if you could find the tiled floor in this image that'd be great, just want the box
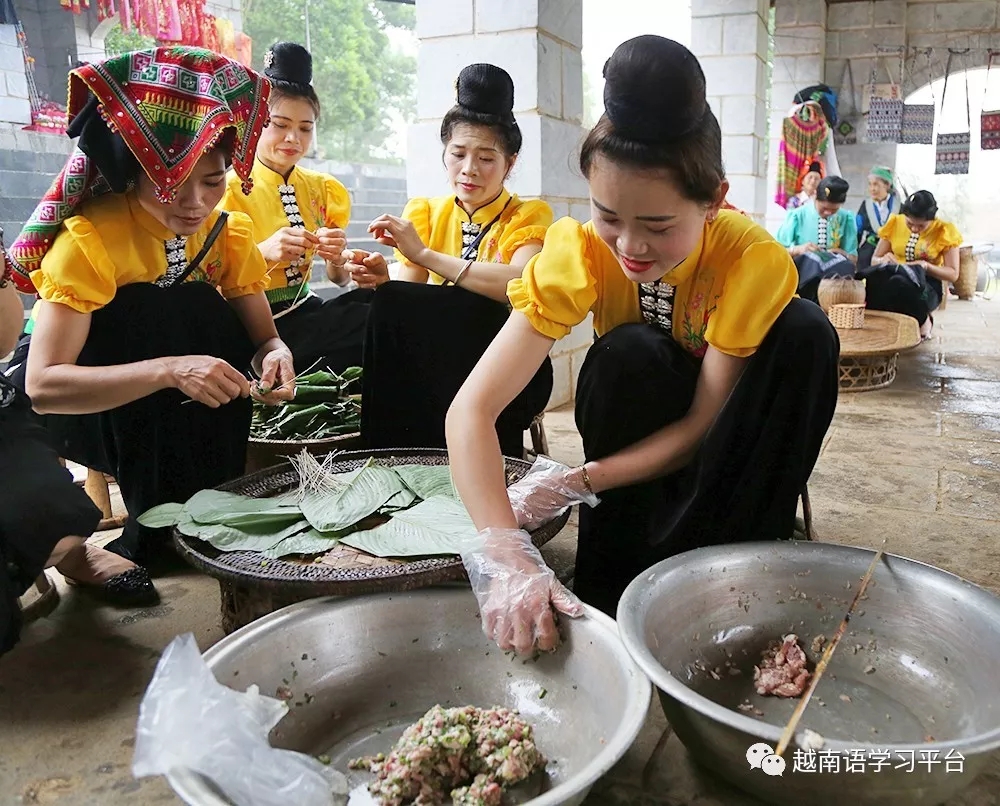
[3,296,1000,805]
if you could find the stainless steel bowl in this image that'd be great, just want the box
[168,586,651,806]
[617,541,1000,806]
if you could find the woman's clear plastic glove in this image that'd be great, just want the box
[507,455,601,530]
[460,527,584,655]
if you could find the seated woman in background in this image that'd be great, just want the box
[776,176,858,302]
[347,63,553,458]
[5,48,294,568]
[786,161,823,210]
[855,165,897,272]
[446,36,839,652]
[220,42,371,375]
[864,190,960,340]
[3,244,141,656]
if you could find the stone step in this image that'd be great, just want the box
[351,202,406,223]
[351,188,410,206]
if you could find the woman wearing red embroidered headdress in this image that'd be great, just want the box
[4,47,295,569]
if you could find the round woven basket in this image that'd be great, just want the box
[955,246,977,300]
[817,277,866,312]
[174,448,571,633]
[828,303,866,329]
[244,431,363,474]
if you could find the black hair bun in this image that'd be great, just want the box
[603,35,707,142]
[264,42,312,86]
[901,190,938,220]
[456,63,515,122]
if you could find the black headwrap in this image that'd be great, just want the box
[264,42,313,86]
[817,176,849,204]
[456,63,516,124]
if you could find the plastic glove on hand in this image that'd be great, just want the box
[461,527,584,656]
[507,455,600,530]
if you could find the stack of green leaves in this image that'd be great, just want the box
[138,453,479,561]
[250,367,362,441]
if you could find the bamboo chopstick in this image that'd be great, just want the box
[774,537,889,758]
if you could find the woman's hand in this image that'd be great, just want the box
[315,227,347,267]
[790,243,819,257]
[507,456,600,530]
[259,227,319,264]
[345,248,390,289]
[251,343,295,404]
[460,527,585,655]
[163,355,250,408]
[369,214,428,265]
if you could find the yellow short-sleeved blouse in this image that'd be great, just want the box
[30,191,267,314]
[395,189,552,284]
[219,159,351,304]
[877,215,962,266]
[508,210,797,359]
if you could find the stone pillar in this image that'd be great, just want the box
[691,0,771,223]
[407,0,592,409]
[765,0,828,233]
[0,25,30,125]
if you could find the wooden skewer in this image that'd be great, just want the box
[774,537,889,758]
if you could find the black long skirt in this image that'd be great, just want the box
[0,376,102,656]
[361,282,553,458]
[274,289,373,376]
[573,298,840,616]
[793,251,856,302]
[862,263,942,325]
[8,282,255,564]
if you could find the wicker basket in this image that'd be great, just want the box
[244,432,363,474]
[817,277,866,312]
[955,245,977,300]
[828,303,866,329]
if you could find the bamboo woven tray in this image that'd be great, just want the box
[174,448,571,632]
[837,310,921,392]
[244,431,363,474]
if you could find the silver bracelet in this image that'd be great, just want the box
[454,258,474,286]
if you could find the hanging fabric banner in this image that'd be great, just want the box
[981,52,1000,151]
[834,60,858,146]
[901,49,935,144]
[936,50,971,175]
[865,50,904,143]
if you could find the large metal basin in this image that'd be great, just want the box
[617,541,1000,805]
[168,586,651,805]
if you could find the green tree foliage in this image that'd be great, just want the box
[245,0,415,162]
[103,23,156,56]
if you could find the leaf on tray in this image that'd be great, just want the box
[392,464,458,502]
[177,517,312,553]
[262,527,344,559]
[300,464,406,533]
[185,489,302,528]
[137,502,185,528]
[340,495,478,558]
[379,486,418,513]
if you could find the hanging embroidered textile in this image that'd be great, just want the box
[774,101,828,209]
[865,51,904,143]
[982,52,1000,151]
[97,0,116,22]
[936,51,971,175]
[235,32,252,67]
[60,0,88,13]
[901,48,935,144]
[833,61,858,146]
[215,16,237,59]
[157,0,183,42]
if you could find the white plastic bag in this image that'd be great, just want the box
[133,633,347,806]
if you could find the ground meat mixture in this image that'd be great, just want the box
[753,634,812,697]
[349,705,545,806]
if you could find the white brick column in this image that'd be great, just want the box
[408,0,592,409]
[691,0,771,223]
[765,0,828,233]
[0,25,30,126]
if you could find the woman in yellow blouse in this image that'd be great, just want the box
[5,48,294,572]
[865,190,961,340]
[446,37,840,653]
[346,63,554,458]
[220,42,371,374]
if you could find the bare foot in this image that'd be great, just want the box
[55,543,137,585]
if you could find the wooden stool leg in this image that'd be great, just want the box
[802,484,816,542]
[529,416,549,457]
[84,467,128,531]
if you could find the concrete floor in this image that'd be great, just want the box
[3,296,1000,805]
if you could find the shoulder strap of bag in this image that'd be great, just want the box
[169,211,229,287]
[839,60,857,116]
